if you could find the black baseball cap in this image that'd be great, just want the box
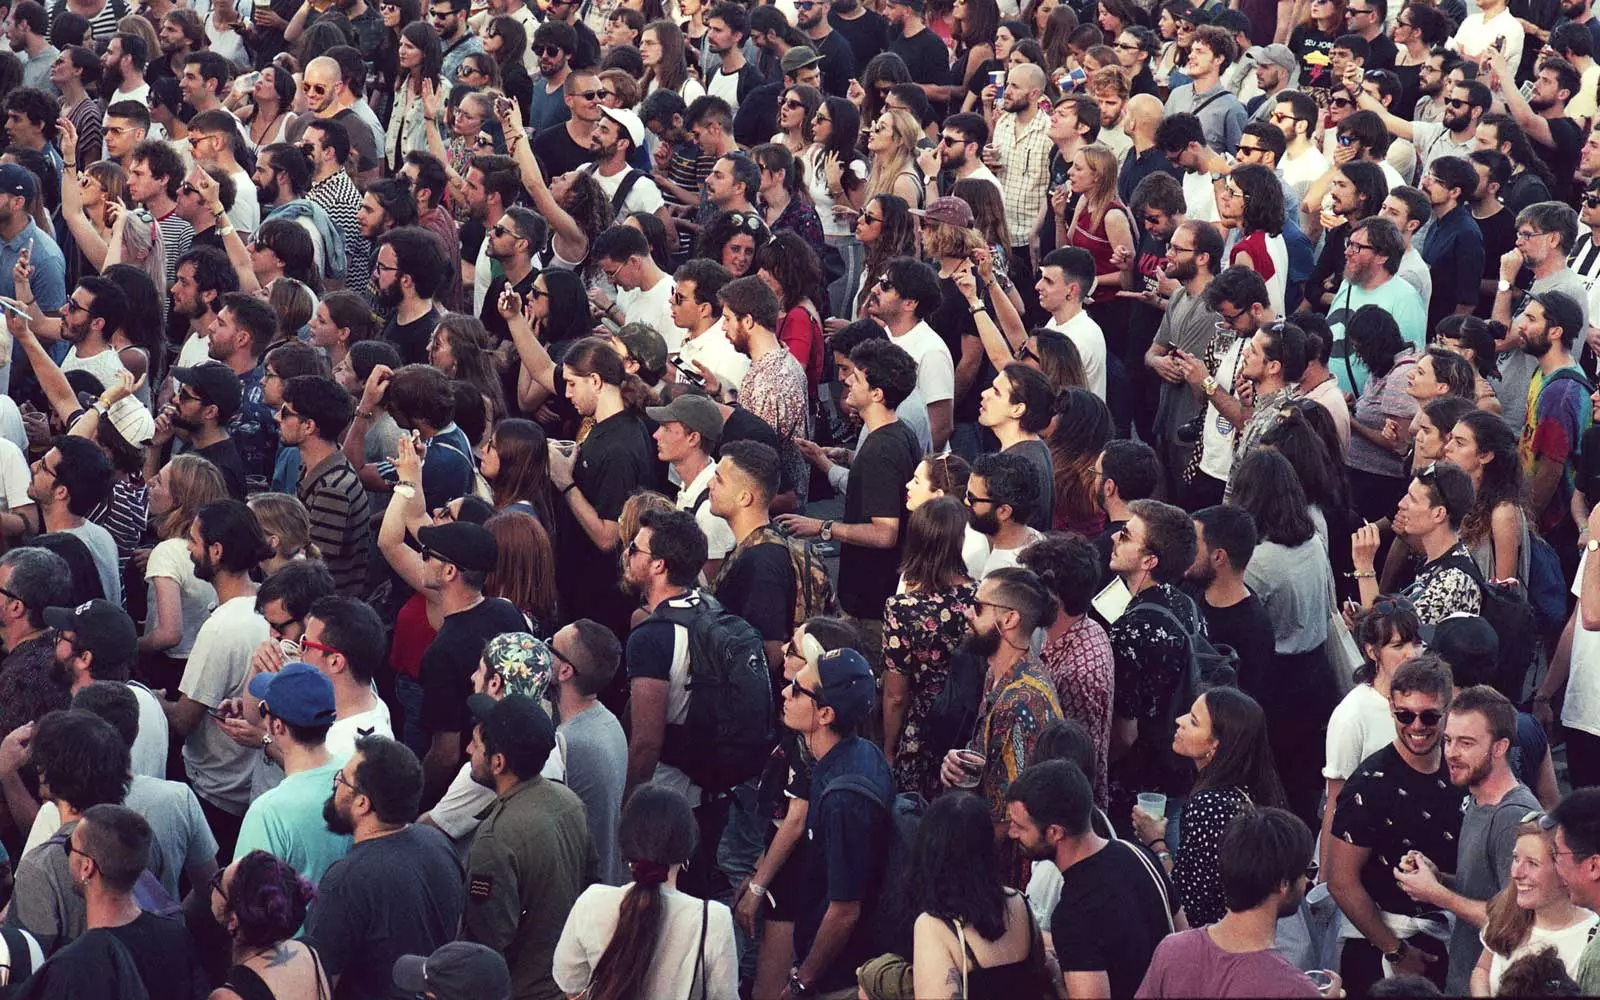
[416,522,499,574]
[44,600,138,674]
[172,363,244,423]
[393,942,511,1000]
[467,693,557,773]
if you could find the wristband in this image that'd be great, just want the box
[561,482,578,495]
[1350,570,1376,579]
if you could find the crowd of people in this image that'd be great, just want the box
[1,0,1600,994]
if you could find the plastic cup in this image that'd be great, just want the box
[550,439,578,459]
[990,69,1007,91]
[953,749,986,789]
[1137,792,1167,821]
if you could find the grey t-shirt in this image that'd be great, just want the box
[559,703,629,886]
[65,519,121,607]
[1005,438,1055,533]
[1446,783,1543,993]
[1492,268,1591,433]
[1241,538,1333,655]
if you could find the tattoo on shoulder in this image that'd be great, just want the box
[266,943,294,968]
[945,964,965,999]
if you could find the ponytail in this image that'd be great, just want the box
[585,871,669,1000]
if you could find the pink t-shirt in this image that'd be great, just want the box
[1136,928,1320,998]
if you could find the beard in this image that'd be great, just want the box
[255,183,277,206]
[470,758,495,789]
[1420,76,1443,97]
[1442,109,1469,132]
[1004,95,1032,114]
[1524,330,1553,357]
[323,794,355,835]
[377,281,403,310]
[969,506,1001,536]
[944,149,968,173]
[1565,0,1586,16]
[1530,96,1556,113]
[1166,257,1197,282]
[193,547,218,582]
[49,655,75,689]
[960,624,1004,660]
[1185,560,1217,587]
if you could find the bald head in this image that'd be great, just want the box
[304,57,341,114]
[1125,94,1164,139]
[1009,62,1047,94]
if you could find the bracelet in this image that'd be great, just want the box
[1155,850,1172,864]
[1149,838,1168,849]
[1349,570,1376,579]
[969,304,987,315]
[355,408,375,420]
[561,482,578,495]
[747,880,767,898]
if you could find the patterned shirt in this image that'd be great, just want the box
[154,209,195,292]
[88,476,149,577]
[738,346,810,507]
[1040,615,1113,809]
[63,96,102,173]
[229,365,279,489]
[990,108,1054,249]
[883,583,977,802]
[308,170,371,296]
[1519,364,1595,534]
[298,450,372,597]
[971,655,1063,827]
[0,635,69,744]
[1109,584,1205,810]
[1403,541,1483,625]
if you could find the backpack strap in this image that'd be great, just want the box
[692,896,709,1000]
[609,169,647,217]
[1117,839,1176,934]
[820,773,891,811]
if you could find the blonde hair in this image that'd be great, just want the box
[619,490,675,549]
[1077,143,1121,210]
[865,110,923,201]
[247,493,322,561]
[924,221,986,260]
[159,455,229,541]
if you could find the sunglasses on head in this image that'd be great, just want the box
[727,212,766,234]
[1392,708,1444,726]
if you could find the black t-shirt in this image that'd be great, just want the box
[1476,207,1518,314]
[733,80,784,150]
[557,410,658,626]
[1536,116,1582,205]
[190,227,226,253]
[23,927,159,1000]
[932,275,988,422]
[533,122,598,180]
[1364,32,1398,70]
[716,540,795,641]
[1196,590,1277,703]
[196,436,247,500]
[1576,425,1600,499]
[718,404,781,454]
[1331,743,1466,917]
[1052,840,1176,997]
[812,28,858,98]
[419,596,531,739]
[838,420,919,617]
[889,28,952,116]
[383,306,442,367]
[481,270,538,412]
[285,108,381,175]
[1006,438,1055,533]
[828,8,889,74]
[106,912,202,1000]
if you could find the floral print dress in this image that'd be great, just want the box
[883,582,977,801]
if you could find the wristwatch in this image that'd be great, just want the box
[1201,376,1220,396]
[1384,939,1411,964]
[1498,279,1513,293]
[1587,538,1599,553]
[819,520,834,542]
[393,482,418,501]
[787,973,812,997]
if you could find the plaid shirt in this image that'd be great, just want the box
[991,108,1054,248]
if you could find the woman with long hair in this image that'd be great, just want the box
[102,263,166,398]
[808,96,868,314]
[1022,0,1060,41]
[238,64,296,149]
[1321,597,1421,867]
[554,785,738,999]
[1229,447,1337,827]
[856,52,912,140]
[509,268,594,418]
[951,0,1000,96]
[428,314,507,423]
[864,110,925,208]
[1410,394,1475,473]
[53,137,140,281]
[1218,164,1289,315]
[770,85,822,155]
[454,48,502,94]
[910,793,1051,996]
[248,493,320,577]
[695,210,771,278]
[964,18,1030,111]
[484,15,533,113]
[308,290,378,374]
[640,19,704,102]
[1345,304,1420,523]
[268,277,316,348]
[850,193,917,322]
[483,418,556,525]
[211,851,328,1000]
[1260,401,1351,552]
[1436,313,1503,414]
[483,510,557,636]
[373,0,422,121]
[1473,820,1599,994]
[1060,144,1135,332]
[1130,687,1287,926]
[753,231,826,392]
[1019,328,1085,397]
[1039,5,1078,77]
[139,455,226,690]
[952,177,1013,277]
[905,451,988,578]
[386,20,446,171]
[494,96,613,271]
[1154,0,1199,89]
[1287,0,1345,90]
[1446,409,1528,583]
[1047,387,1113,535]
[752,144,826,258]
[884,497,979,801]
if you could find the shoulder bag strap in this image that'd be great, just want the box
[1189,87,1229,118]
[1119,839,1176,933]
[694,896,710,1000]
[954,919,970,997]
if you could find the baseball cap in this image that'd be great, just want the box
[393,942,511,1000]
[482,632,555,701]
[172,363,244,423]
[0,164,36,200]
[106,396,154,447]
[1168,1,1200,21]
[467,692,557,772]
[614,324,668,381]
[248,662,337,727]
[43,600,137,673]
[909,195,975,229]
[781,45,824,74]
[1423,614,1499,687]
[646,393,723,451]
[599,105,645,148]
[1246,43,1297,75]
[416,521,499,574]
[816,648,875,728]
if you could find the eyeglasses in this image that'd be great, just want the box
[1516,228,1547,242]
[1345,239,1375,253]
[972,598,1021,614]
[491,223,520,239]
[873,277,896,292]
[208,868,228,905]
[1269,111,1300,125]
[858,212,883,226]
[597,89,616,100]
[299,638,342,658]
[627,539,654,559]
[1585,195,1600,208]
[419,547,458,567]
[1444,97,1472,109]
[938,132,968,146]
[333,768,363,795]
[373,260,400,274]
[50,628,85,655]
[966,493,994,506]
[1392,707,1444,726]
[428,8,453,17]
[1234,144,1262,157]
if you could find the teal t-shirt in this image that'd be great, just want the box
[1327,276,1430,395]
[234,758,352,887]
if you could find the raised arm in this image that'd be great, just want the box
[496,99,590,263]
[189,165,262,295]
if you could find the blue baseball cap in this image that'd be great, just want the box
[0,164,36,200]
[817,648,875,728]
[248,662,337,727]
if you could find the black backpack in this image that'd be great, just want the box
[1137,594,1239,775]
[1441,553,1538,701]
[921,650,986,767]
[652,593,775,793]
[818,775,925,959]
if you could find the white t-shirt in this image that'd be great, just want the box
[144,536,218,659]
[554,885,739,1000]
[677,462,737,561]
[61,345,127,392]
[1323,683,1396,780]
[326,700,393,759]
[958,163,1004,197]
[889,320,956,406]
[706,67,743,104]
[1483,911,1599,994]
[1198,335,1246,483]
[0,395,24,455]
[227,168,260,237]
[1452,8,1523,72]
[677,320,750,391]
[130,682,171,781]
[618,276,687,355]
[0,438,28,512]
[1046,310,1107,400]
[429,732,567,840]
[179,595,270,815]
[980,527,1044,577]
[1280,145,1331,202]
[590,164,666,217]
[1183,170,1218,223]
[1567,552,1600,736]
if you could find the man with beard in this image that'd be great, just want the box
[57,276,127,394]
[232,663,351,886]
[1145,219,1224,495]
[827,0,886,73]
[1006,759,1175,996]
[461,154,519,315]
[478,207,543,345]
[202,293,279,490]
[304,735,463,999]
[284,56,382,179]
[1513,291,1593,565]
[1470,150,1518,315]
[0,548,72,754]
[967,451,1043,575]
[1325,217,1428,390]
[1138,807,1325,996]
[531,70,606,180]
[988,64,1053,282]
[921,112,1000,201]
[1355,73,1483,177]
[255,143,349,285]
[460,693,594,998]
[1328,655,1464,992]
[374,227,449,367]
[168,247,240,370]
[1185,505,1274,697]
[525,21,575,133]
[434,0,482,87]
[44,599,166,780]
[1418,155,1486,333]
[586,107,674,239]
[0,162,67,395]
[1487,50,1585,204]
[591,224,684,351]
[703,4,764,106]
[150,364,245,504]
[1389,685,1541,993]
[795,0,854,96]
[26,437,118,605]
[165,499,270,860]
[1493,204,1588,436]
[99,35,156,137]
[302,118,368,289]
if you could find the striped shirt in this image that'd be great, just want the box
[88,477,149,577]
[298,450,372,597]
[154,209,195,292]
[307,169,370,294]
[63,96,101,173]
[49,0,123,42]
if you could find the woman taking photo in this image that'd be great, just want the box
[849,193,917,323]
[884,497,978,802]
[1472,818,1599,994]
[139,455,226,692]
[753,231,826,392]
[308,290,379,376]
[1445,408,1528,583]
[386,21,446,171]
[1130,687,1286,926]
[769,86,822,156]
[1218,164,1289,316]
[211,851,328,1000]
[911,793,1051,996]
[506,268,594,420]
[641,19,704,103]
[554,784,739,999]
[864,110,926,209]
[752,145,825,258]
[1322,597,1421,869]
[482,418,556,526]
[1230,447,1336,827]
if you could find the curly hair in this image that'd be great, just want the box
[750,230,822,311]
[696,210,772,274]
[224,850,318,949]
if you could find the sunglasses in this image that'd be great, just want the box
[1330,97,1355,108]
[787,677,827,704]
[782,98,808,110]
[1392,708,1444,726]
[858,212,883,225]
[1336,134,1356,147]
[1445,97,1472,108]
[533,46,563,58]
[1585,195,1600,208]
[574,89,601,101]
[1113,41,1141,50]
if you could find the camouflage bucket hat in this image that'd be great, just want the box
[484,632,554,701]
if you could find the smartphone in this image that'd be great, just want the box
[1492,35,1505,51]
[494,96,514,118]
[1065,67,1088,89]
[1144,275,1160,294]
[0,297,30,319]
[669,355,706,386]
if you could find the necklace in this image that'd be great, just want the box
[251,109,285,146]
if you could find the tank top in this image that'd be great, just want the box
[1068,200,1132,278]
[950,896,1049,998]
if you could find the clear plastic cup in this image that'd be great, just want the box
[953,749,986,789]
[1137,792,1168,821]
[550,439,578,459]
